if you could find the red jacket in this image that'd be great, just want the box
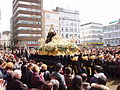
[31,72,45,89]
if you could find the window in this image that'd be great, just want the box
[18,1,41,6]
[18,34,41,37]
[27,41,39,44]
[17,14,41,19]
[74,23,77,26]
[62,34,64,38]
[75,28,77,32]
[66,34,68,38]
[61,28,64,31]
[65,27,68,32]
[15,7,41,15]
[46,15,50,19]
[115,25,119,30]
[90,26,101,29]
[17,27,41,31]
[17,20,41,25]
[70,28,73,32]
[70,34,73,37]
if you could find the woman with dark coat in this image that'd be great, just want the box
[64,67,74,87]
[67,75,83,90]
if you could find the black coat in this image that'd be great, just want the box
[25,69,33,88]
[7,78,28,90]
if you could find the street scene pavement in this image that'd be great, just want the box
[107,78,120,90]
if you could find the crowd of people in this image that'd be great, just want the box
[0,47,120,90]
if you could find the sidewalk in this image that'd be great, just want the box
[106,78,120,90]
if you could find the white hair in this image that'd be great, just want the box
[13,69,22,77]
[50,79,59,89]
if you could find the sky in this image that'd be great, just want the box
[0,0,120,32]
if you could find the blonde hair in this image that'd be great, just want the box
[41,64,47,70]
[3,62,14,70]
[33,65,40,73]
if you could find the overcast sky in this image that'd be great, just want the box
[0,0,120,32]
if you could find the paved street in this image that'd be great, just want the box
[107,78,120,90]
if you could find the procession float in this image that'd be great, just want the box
[31,25,80,68]
[38,31,79,57]
[37,24,79,56]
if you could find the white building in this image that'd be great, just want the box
[43,10,59,39]
[103,20,120,46]
[0,31,11,48]
[80,22,103,45]
[53,7,81,44]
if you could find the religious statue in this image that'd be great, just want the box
[45,24,56,43]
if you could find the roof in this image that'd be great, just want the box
[81,22,103,26]
[43,10,59,14]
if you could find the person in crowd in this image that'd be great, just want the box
[116,84,120,90]
[64,67,74,87]
[37,62,43,69]
[3,62,14,87]
[0,59,4,75]
[40,64,50,81]
[0,69,6,90]
[81,73,91,90]
[90,65,107,85]
[21,49,29,59]
[21,58,28,83]
[7,69,28,90]
[1,47,120,90]
[43,81,53,90]
[51,63,67,90]
[0,79,6,90]
[67,75,83,90]
[50,79,59,90]
[90,83,109,90]
[25,63,34,89]
[31,65,45,90]
[15,60,23,69]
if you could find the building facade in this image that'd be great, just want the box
[54,7,80,44]
[43,10,59,39]
[0,31,11,49]
[80,22,103,46]
[0,9,1,31]
[11,0,43,48]
[103,20,120,46]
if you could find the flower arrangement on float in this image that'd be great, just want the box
[38,33,79,56]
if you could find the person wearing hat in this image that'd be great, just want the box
[51,63,67,90]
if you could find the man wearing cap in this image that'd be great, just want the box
[51,63,67,90]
